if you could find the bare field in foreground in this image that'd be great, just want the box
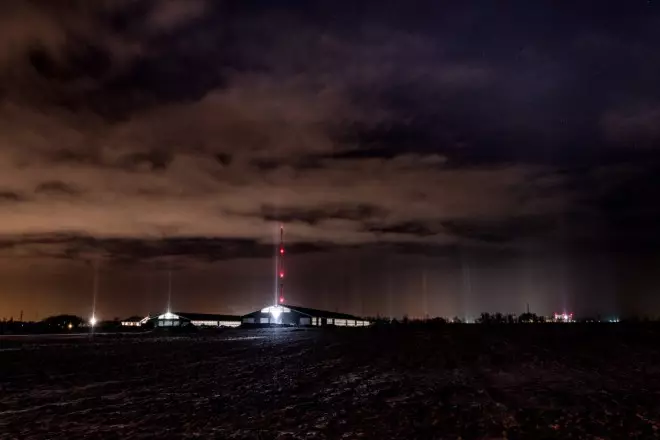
[2,325,660,439]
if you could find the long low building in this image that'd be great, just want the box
[121,316,146,327]
[242,304,371,327]
[122,312,242,328]
[121,305,371,329]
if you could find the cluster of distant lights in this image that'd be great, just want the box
[552,313,620,323]
[554,312,574,323]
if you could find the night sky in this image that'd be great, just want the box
[1,0,660,321]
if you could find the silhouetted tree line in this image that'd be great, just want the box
[365,315,460,327]
[3,312,660,335]
[0,314,124,335]
[363,312,660,326]
[477,312,545,324]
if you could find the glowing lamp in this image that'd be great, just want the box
[279,272,284,278]
[90,316,98,327]
[280,248,284,255]
[279,296,284,303]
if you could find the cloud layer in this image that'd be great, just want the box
[1,0,660,266]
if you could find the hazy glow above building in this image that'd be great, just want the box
[261,305,290,319]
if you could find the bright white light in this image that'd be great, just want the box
[270,307,282,319]
[260,306,290,313]
[89,316,97,327]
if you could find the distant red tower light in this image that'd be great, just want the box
[280,248,284,254]
[279,272,284,278]
[279,296,284,303]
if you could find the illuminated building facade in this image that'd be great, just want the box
[242,304,371,327]
[122,312,241,328]
[120,316,146,327]
[121,306,369,328]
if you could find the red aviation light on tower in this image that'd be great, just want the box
[274,224,286,306]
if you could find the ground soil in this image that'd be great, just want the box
[1,325,660,439]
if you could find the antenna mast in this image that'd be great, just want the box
[167,269,172,314]
[92,258,99,316]
[89,258,99,328]
[276,224,285,305]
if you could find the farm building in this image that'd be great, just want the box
[120,316,146,327]
[120,306,369,328]
[176,312,242,328]
[242,304,371,327]
[121,312,241,328]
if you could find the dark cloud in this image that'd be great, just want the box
[440,216,558,244]
[0,190,26,202]
[214,152,233,167]
[0,233,330,264]
[260,203,387,225]
[117,150,173,171]
[367,222,437,238]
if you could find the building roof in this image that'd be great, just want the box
[285,304,364,320]
[122,316,145,322]
[244,304,365,321]
[174,312,242,321]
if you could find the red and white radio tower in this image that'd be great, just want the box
[275,224,285,306]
